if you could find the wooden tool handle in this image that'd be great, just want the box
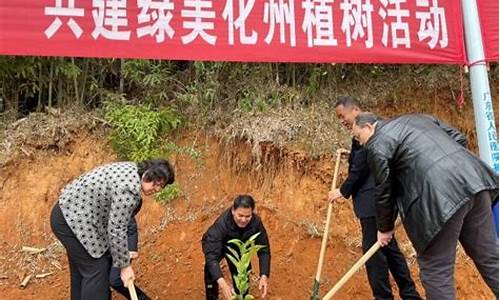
[127,279,139,300]
[322,221,402,300]
[322,242,381,300]
[314,150,343,281]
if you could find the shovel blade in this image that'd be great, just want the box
[310,279,320,300]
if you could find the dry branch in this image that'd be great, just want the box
[19,274,32,289]
[21,246,46,255]
[35,272,53,279]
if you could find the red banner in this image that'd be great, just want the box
[478,0,498,62]
[0,0,466,63]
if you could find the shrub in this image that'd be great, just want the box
[155,182,182,205]
[104,103,182,161]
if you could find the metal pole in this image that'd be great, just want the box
[461,0,499,234]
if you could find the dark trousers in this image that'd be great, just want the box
[417,191,499,300]
[360,217,421,300]
[204,259,248,300]
[50,203,111,300]
[109,267,151,300]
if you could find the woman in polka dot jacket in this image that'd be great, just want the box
[50,159,175,300]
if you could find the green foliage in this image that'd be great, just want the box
[305,65,327,95]
[182,61,225,115]
[0,57,119,113]
[236,85,302,113]
[163,141,203,166]
[238,90,266,113]
[4,57,78,88]
[226,232,266,300]
[104,103,182,161]
[122,59,177,104]
[56,59,81,78]
[0,56,485,159]
[155,182,182,205]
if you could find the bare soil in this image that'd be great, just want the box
[0,130,493,299]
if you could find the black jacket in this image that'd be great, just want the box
[202,208,271,281]
[127,217,138,252]
[365,114,499,253]
[339,138,377,218]
[127,198,143,252]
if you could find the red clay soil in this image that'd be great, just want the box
[0,133,494,299]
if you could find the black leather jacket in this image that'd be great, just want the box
[365,114,498,253]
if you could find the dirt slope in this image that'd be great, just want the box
[0,132,493,299]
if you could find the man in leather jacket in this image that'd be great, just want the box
[353,112,499,300]
[329,96,420,300]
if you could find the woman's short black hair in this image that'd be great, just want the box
[137,159,175,185]
[233,194,255,210]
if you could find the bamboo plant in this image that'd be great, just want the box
[226,232,266,300]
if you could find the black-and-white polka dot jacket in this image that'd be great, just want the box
[58,162,141,268]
